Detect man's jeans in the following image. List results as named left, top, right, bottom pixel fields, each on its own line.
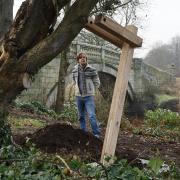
left=76, top=96, right=100, bottom=136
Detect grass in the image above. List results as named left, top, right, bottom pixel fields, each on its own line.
left=155, top=94, right=178, bottom=105
left=8, top=115, right=46, bottom=134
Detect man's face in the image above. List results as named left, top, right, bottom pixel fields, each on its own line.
left=78, top=53, right=87, bottom=66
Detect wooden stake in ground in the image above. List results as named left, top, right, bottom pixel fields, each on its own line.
left=85, top=15, right=142, bottom=164
left=101, top=25, right=138, bottom=164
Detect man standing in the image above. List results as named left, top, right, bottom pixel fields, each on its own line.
left=72, top=52, right=101, bottom=137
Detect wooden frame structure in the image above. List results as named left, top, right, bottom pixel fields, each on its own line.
left=85, top=14, right=143, bottom=164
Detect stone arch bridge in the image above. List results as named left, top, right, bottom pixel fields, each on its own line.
left=19, top=42, right=174, bottom=108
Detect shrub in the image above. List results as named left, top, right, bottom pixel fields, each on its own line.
left=0, top=143, right=179, bottom=179
left=15, top=101, right=58, bottom=118
left=0, top=142, right=64, bottom=179
left=145, top=108, right=180, bottom=129
left=59, top=103, right=78, bottom=123
left=17, top=102, right=36, bottom=113
left=80, top=157, right=180, bottom=180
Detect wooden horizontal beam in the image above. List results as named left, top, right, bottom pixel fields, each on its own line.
left=85, top=18, right=124, bottom=48
left=94, top=15, right=143, bottom=47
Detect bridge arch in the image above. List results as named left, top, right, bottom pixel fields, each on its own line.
left=46, top=62, right=134, bottom=107
left=67, top=62, right=134, bottom=101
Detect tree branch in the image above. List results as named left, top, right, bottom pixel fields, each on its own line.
left=2, top=0, right=71, bottom=61
left=17, top=0, right=99, bottom=74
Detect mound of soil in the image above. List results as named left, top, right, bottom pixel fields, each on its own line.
left=14, top=123, right=180, bottom=166
left=14, top=123, right=103, bottom=161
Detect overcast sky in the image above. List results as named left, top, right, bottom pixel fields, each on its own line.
left=136, top=0, right=180, bottom=58
left=13, top=0, right=180, bottom=58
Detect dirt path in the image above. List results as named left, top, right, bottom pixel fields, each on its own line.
left=116, top=133, right=180, bottom=166
left=13, top=123, right=180, bottom=167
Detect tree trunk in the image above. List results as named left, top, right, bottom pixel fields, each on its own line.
left=0, top=102, right=11, bottom=145
left=175, top=42, right=180, bottom=75
left=55, top=49, right=69, bottom=113
left=55, top=2, right=70, bottom=113
left=0, top=0, right=13, bottom=40
left=0, top=0, right=13, bottom=144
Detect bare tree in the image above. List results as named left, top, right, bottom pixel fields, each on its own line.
left=171, top=36, right=180, bottom=74
left=0, top=0, right=99, bottom=144
left=144, top=44, right=173, bottom=69
left=144, top=36, right=180, bottom=76
left=114, top=0, right=148, bottom=26
left=55, top=2, right=71, bottom=113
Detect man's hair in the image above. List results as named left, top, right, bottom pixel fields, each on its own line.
left=76, top=52, right=87, bottom=62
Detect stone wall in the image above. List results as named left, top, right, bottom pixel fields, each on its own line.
left=16, top=56, right=61, bottom=104
left=133, top=58, right=175, bottom=98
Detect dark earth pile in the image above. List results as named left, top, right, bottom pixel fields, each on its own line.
left=116, top=134, right=180, bottom=167
left=14, top=123, right=180, bottom=166
left=14, top=123, right=103, bottom=161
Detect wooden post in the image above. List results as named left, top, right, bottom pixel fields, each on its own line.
left=101, top=25, right=138, bottom=164
left=94, top=15, right=142, bottom=47
left=85, top=18, right=124, bottom=48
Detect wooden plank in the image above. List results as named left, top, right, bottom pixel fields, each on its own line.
left=85, top=18, right=124, bottom=48
left=101, top=25, right=138, bottom=165
left=95, top=15, right=142, bottom=47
